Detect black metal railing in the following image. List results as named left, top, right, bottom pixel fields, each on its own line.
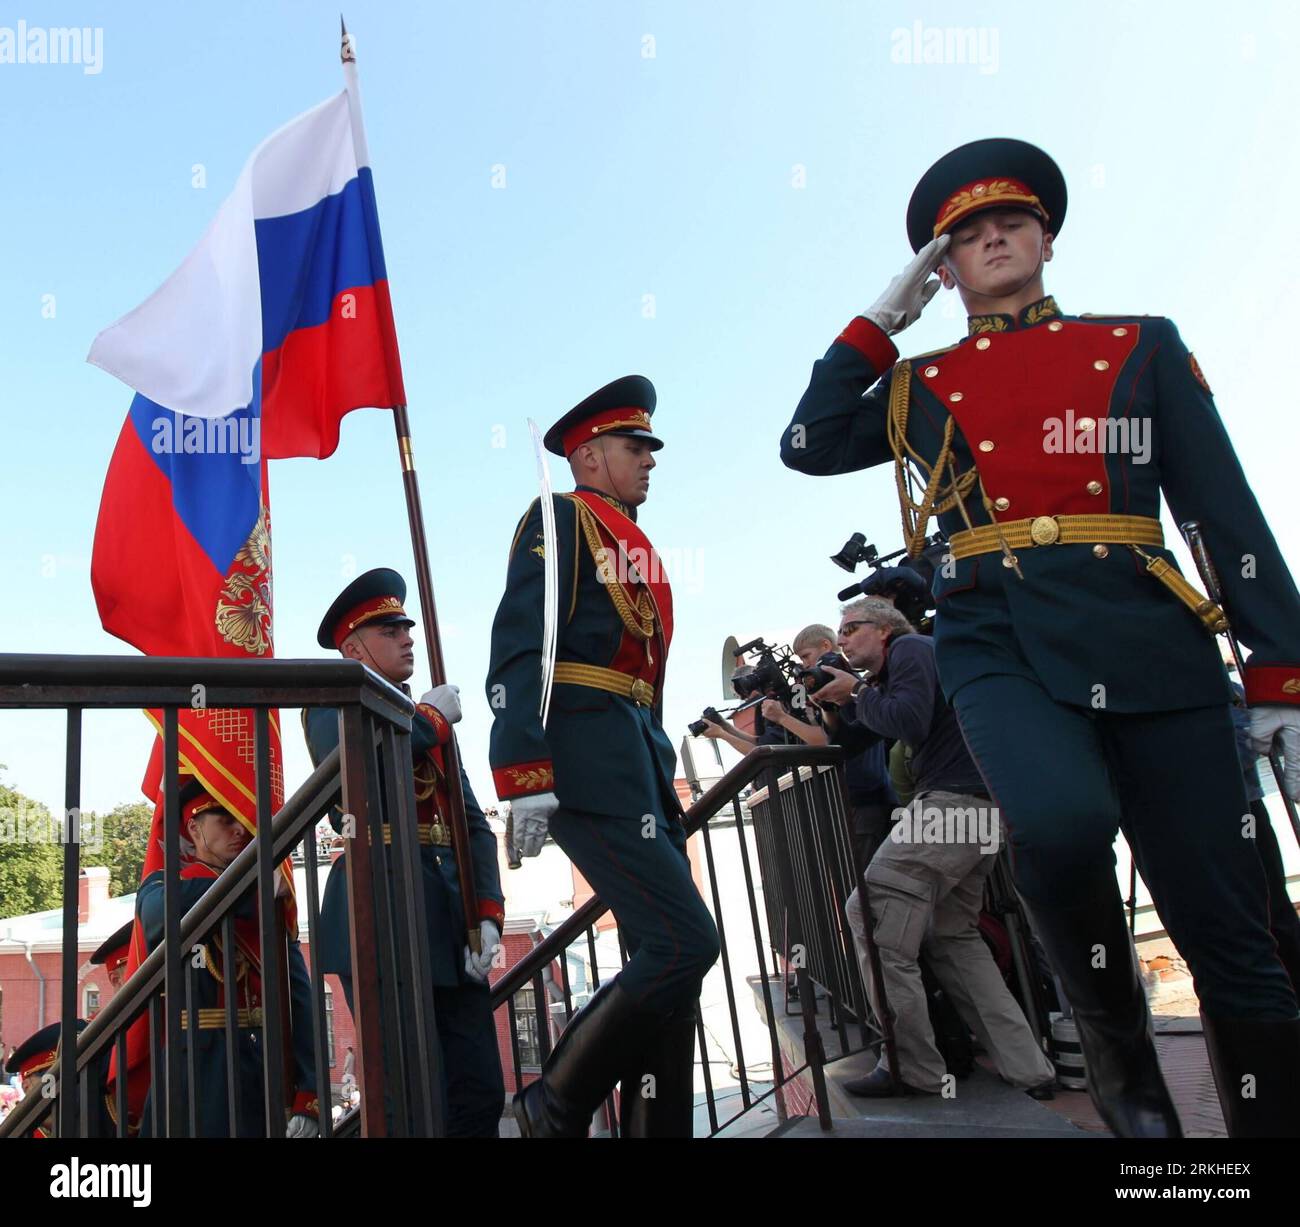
left=487, top=744, right=894, bottom=1137
left=0, top=654, right=442, bottom=1140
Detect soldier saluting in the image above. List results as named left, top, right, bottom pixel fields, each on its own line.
left=781, top=138, right=1300, bottom=1138
left=487, top=377, right=719, bottom=1137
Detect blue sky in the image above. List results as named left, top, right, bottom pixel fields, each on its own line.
left=2, top=0, right=1298, bottom=818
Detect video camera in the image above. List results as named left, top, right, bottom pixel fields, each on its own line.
left=688, top=637, right=802, bottom=737
left=829, top=531, right=948, bottom=630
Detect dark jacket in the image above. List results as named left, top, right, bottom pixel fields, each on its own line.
left=852, top=633, right=985, bottom=797
left=136, top=865, right=317, bottom=1137
left=486, top=488, right=678, bottom=819
left=303, top=704, right=504, bottom=989
left=782, top=300, right=1300, bottom=714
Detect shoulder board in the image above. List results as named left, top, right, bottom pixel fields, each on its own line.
left=904, top=341, right=960, bottom=362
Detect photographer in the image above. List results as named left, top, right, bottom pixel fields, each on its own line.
left=794, top=626, right=899, bottom=869
left=700, top=628, right=833, bottom=751
left=814, top=598, right=1054, bottom=1098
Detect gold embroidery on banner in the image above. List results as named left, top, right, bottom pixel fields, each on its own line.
left=216, top=503, right=273, bottom=656
left=189, top=708, right=285, bottom=806
left=1282, top=678, right=1300, bottom=695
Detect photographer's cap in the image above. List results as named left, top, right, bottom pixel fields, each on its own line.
left=544, top=375, right=662, bottom=458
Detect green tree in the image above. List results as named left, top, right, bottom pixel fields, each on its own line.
left=83, top=802, right=153, bottom=896
left=0, top=780, right=64, bottom=918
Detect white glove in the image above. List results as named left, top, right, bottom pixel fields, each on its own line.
left=861, top=235, right=951, bottom=336
left=464, top=919, right=502, bottom=985
left=512, top=791, right=559, bottom=858
left=286, top=1112, right=319, bottom=1138
left=420, top=683, right=462, bottom=725
left=1249, top=705, right=1300, bottom=801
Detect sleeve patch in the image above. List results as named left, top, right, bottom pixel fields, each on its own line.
left=1189, top=352, right=1212, bottom=394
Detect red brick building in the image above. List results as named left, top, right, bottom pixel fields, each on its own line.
left=2, top=810, right=708, bottom=1110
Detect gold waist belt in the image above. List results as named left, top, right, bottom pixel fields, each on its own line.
left=553, top=661, right=655, bottom=707
left=947, top=514, right=1227, bottom=633
left=179, top=1007, right=263, bottom=1030
left=948, top=514, right=1164, bottom=560
left=379, top=822, right=451, bottom=847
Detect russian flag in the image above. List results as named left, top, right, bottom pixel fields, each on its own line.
left=90, top=81, right=397, bottom=1125
left=89, top=86, right=405, bottom=657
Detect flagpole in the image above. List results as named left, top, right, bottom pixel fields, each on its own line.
left=341, top=19, right=482, bottom=951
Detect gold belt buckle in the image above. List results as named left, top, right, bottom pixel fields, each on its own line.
left=430, top=822, right=451, bottom=846
left=247, top=1007, right=264, bottom=1027
left=629, top=678, right=654, bottom=707
left=1029, top=515, right=1060, bottom=546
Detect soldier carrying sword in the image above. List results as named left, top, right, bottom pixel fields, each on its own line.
left=486, top=376, right=720, bottom=1138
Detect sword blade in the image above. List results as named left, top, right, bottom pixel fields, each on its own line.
left=528, top=419, right=559, bottom=725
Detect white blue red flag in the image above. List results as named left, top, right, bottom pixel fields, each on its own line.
left=89, top=57, right=405, bottom=1126
left=89, top=83, right=405, bottom=658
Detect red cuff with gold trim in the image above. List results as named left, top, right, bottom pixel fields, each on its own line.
left=416, top=703, right=453, bottom=746
left=479, top=899, right=506, bottom=927
left=493, top=760, right=556, bottom=800
left=1244, top=665, right=1300, bottom=706
left=837, top=316, right=899, bottom=372
left=292, top=1090, right=320, bottom=1119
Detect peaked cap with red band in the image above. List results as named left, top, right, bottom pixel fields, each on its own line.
left=178, top=777, right=228, bottom=826
left=543, top=374, right=662, bottom=458
left=906, top=137, right=1067, bottom=253
left=5, top=1019, right=87, bottom=1080
left=90, top=919, right=135, bottom=975
left=316, top=567, right=415, bottom=650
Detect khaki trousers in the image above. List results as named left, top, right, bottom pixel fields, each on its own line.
left=845, top=789, right=1054, bottom=1093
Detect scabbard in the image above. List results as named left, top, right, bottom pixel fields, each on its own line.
left=1129, top=545, right=1228, bottom=634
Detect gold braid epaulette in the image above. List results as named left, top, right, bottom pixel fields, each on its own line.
left=573, top=500, right=655, bottom=640
left=886, top=360, right=979, bottom=557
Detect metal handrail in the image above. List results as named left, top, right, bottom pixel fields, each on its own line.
left=489, top=745, right=841, bottom=1007
left=0, top=654, right=419, bottom=1141
left=0, top=654, right=413, bottom=723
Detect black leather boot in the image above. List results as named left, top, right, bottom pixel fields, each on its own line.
left=619, top=1004, right=699, bottom=1138
left=514, top=980, right=660, bottom=1139
left=1024, top=894, right=1182, bottom=1138
left=1200, top=1012, right=1300, bottom=1138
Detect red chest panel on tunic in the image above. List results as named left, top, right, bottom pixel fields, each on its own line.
left=915, top=322, right=1141, bottom=516
left=607, top=577, right=665, bottom=691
